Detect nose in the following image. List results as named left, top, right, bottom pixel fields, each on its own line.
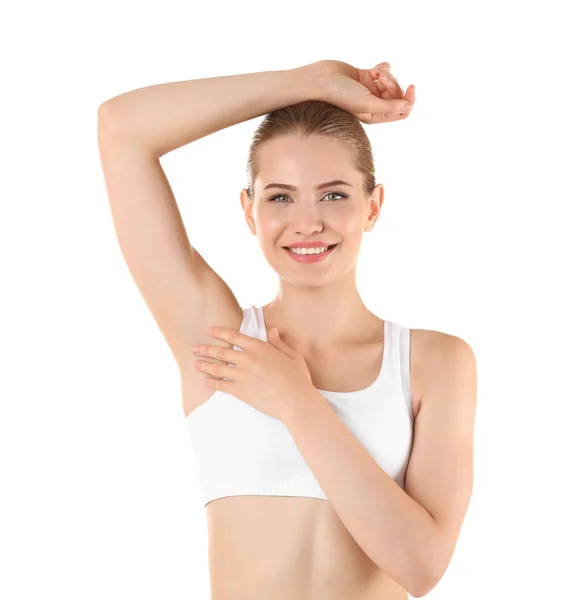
left=290, top=203, right=325, bottom=235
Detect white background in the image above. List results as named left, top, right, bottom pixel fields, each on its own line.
left=1, top=1, right=581, bottom=598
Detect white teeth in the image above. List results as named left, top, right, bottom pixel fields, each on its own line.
left=289, top=246, right=330, bottom=255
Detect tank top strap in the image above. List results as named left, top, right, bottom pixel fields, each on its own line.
left=370, top=319, right=392, bottom=389
left=233, top=305, right=262, bottom=351
left=384, top=320, right=412, bottom=409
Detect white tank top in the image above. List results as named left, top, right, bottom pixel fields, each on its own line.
left=184, top=304, right=414, bottom=508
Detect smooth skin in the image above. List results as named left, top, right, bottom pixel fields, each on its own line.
left=316, top=60, right=416, bottom=123
left=98, top=59, right=474, bottom=599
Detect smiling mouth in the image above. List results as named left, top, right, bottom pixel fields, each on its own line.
left=283, top=243, right=339, bottom=252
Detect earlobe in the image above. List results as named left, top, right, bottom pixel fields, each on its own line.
left=244, top=213, right=257, bottom=236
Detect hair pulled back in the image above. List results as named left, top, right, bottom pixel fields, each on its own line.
left=245, top=100, right=376, bottom=201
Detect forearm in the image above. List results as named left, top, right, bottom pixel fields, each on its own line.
left=284, top=391, right=437, bottom=597
left=98, top=62, right=326, bottom=157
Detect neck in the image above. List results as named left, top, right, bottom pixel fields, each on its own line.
left=263, top=274, right=382, bottom=351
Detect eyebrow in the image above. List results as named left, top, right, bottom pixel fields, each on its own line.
left=263, top=180, right=353, bottom=192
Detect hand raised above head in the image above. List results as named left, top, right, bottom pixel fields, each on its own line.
left=314, top=59, right=415, bottom=124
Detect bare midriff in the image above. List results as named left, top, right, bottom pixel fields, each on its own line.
left=206, top=495, right=410, bottom=600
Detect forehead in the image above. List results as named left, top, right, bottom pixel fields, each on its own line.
left=255, top=135, right=355, bottom=181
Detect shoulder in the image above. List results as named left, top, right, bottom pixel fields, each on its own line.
left=412, top=328, right=473, bottom=363
left=410, top=329, right=475, bottom=412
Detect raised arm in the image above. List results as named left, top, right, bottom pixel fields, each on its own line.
left=98, top=62, right=327, bottom=156
left=96, top=63, right=326, bottom=390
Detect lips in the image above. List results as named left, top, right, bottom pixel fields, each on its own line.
left=283, top=243, right=339, bottom=263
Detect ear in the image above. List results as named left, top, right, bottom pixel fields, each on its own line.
left=240, top=188, right=257, bottom=236
left=365, top=183, right=384, bottom=232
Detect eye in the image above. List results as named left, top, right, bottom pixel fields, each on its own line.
left=324, top=192, right=347, bottom=201
left=268, top=191, right=348, bottom=203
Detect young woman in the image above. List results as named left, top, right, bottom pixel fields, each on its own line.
left=97, top=59, right=476, bottom=599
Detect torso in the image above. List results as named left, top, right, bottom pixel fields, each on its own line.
left=182, top=310, right=437, bottom=600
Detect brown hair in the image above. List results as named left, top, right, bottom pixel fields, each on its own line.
left=245, top=100, right=376, bottom=201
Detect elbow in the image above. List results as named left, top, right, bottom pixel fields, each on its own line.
left=409, top=541, right=444, bottom=597
left=410, top=571, right=438, bottom=598
left=392, top=555, right=439, bottom=598
left=385, top=520, right=447, bottom=597
left=411, top=518, right=454, bottom=596
left=97, top=102, right=124, bottom=140
left=412, top=548, right=448, bottom=597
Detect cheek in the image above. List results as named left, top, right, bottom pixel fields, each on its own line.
left=253, top=207, right=278, bottom=231
left=254, top=214, right=286, bottom=250
left=333, top=211, right=363, bottom=235
left=259, top=218, right=284, bottom=239
left=345, top=219, right=364, bottom=235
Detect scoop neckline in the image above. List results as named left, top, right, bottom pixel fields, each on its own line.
left=256, top=304, right=388, bottom=398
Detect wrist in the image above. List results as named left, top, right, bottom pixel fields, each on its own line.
left=289, top=61, right=331, bottom=103
left=282, top=385, right=324, bottom=428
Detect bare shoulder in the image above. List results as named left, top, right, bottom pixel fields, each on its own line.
left=410, top=328, right=474, bottom=417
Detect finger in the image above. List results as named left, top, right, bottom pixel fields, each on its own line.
left=362, top=112, right=407, bottom=124
left=374, top=61, right=391, bottom=72
left=205, top=376, right=234, bottom=393
left=191, top=343, right=243, bottom=366
left=206, top=325, right=259, bottom=352
left=359, top=66, right=388, bottom=96
left=391, top=84, right=415, bottom=118
left=195, top=359, right=236, bottom=380
left=369, top=62, right=390, bottom=80
left=374, top=69, right=404, bottom=99
left=373, top=62, right=403, bottom=91
left=361, top=94, right=413, bottom=120
left=388, top=101, right=414, bottom=122
left=267, top=327, right=297, bottom=358
left=409, top=84, right=416, bottom=104
left=358, top=102, right=413, bottom=125
left=396, top=85, right=415, bottom=116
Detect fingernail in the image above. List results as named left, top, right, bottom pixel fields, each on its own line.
left=401, top=104, right=412, bottom=112
left=381, top=72, right=390, bottom=82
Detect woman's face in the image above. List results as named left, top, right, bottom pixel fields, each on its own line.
left=240, top=134, right=384, bottom=285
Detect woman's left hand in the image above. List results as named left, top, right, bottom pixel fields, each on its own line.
left=191, top=326, right=316, bottom=423
left=314, top=59, right=415, bottom=124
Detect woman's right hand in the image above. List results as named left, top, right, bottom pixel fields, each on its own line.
left=310, top=60, right=415, bottom=124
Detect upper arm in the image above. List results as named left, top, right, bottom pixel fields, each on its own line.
left=404, top=333, right=477, bottom=592
left=97, top=106, right=241, bottom=371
